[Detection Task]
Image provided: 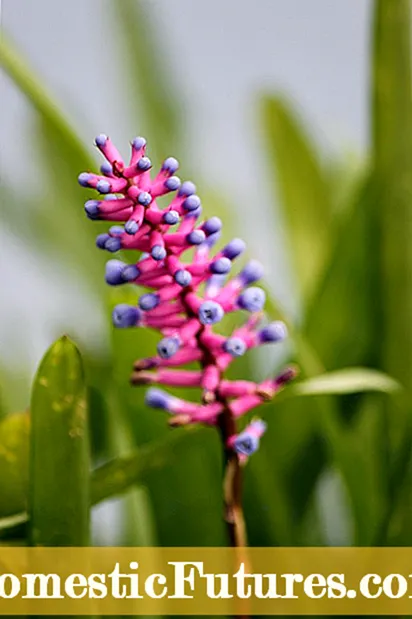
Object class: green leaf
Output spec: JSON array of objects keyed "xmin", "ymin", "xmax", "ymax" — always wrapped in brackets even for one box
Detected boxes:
[
  {"xmin": 261, "ymin": 95, "xmax": 332, "ymax": 300},
  {"xmin": 29, "ymin": 336, "xmax": 90, "ymax": 546},
  {"xmin": 287, "ymin": 368, "xmax": 401, "ymax": 398},
  {"xmin": 0, "ymin": 413, "xmax": 30, "ymax": 518}
]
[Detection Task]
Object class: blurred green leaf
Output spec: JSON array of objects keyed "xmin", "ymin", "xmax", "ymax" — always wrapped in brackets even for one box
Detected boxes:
[
  {"xmin": 29, "ymin": 336, "xmax": 90, "ymax": 546},
  {"xmin": 261, "ymin": 95, "xmax": 333, "ymax": 300},
  {"xmin": 288, "ymin": 367, "xmax": 400, "ymax": 397},
  {"xmin": 0, "ymin": 413, "xmax": 29, "ymax": 518}
]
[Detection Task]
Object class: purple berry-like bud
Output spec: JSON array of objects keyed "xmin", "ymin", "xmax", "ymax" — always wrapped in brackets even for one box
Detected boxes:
[
  {"xmin": 203, "ymin": 231, "xmax": 221, "ymax": 249},
  {"xmin": 183, "ymin": 195, "xmax": 201, "ymax": 212},
  {"xmin": 122, "ymin": 264, "xmax": 140, "ymax": 281},
  {"xmin": 151, "ymin": 245, "xmax": 167, "ymax": 261},
  {"xmin": 132, "ymin": 136, "xmax": 147, "ymax": 150},
  {"xmin": 78, "ymin": 172, "xmax": 91, "ymax": 187},
  {"xmin": 163, "ymin": 210, "xmax": 180, "ymax": 225},
  {"xmin": 138, "ymin": 191, "xmax": 152, "ymax": 206},
  {"xmin": 100, "ymin": 162, "xmax": 113, "ymax": 175},
  {"xmin": 112, "ymin": 304, "xmax": 141, "ymax": 328},
  {"xmin": 157, "ymin": 336, "xmax": 180, "ymax": 359},
  {"xmin": 174, "ymin": 269, "xmax": 192, "ymax": 287},
  {"xmin": 139, "ymin": 293, "xmax": 160, "ymax": 311},
  {"xmin": 233, "ymin": 432, "xmax": 259, "ymax": 456},
  {"xmin": 125, "ymin": 220, "xmax": 139, "ymax": 235},
  {"xmin": 237, "ymin": 287, "xmax": 266, "ymax": 312},
  {"xmin": 258, "ymin": 321, "xmax": 288, "ymax": 343},
  {"xmin": 223, "ymin": 337, "xmax": 247, "ymax": 357},
  {"xmin": 96, "ymin": 179, "xmax": 111, "ymax": 194},
  {"xmin": 203, "ymin": 217, "xmax": 222, "ymax": 234},
  {"xmin": 96, "ymin": 233, "xmax": 110, "ymax": 249},
  {"xmin": 223, "ymin": 238, "xmax": 246, "ymax": 260},
  {"xmin": 84, "ymin": 200, "xmax": 100, "ymax": 218},
  {"xmin": 198, "ymin": 301, "xmax": 224, "ymax": 325},
  {"xmin": 187, "ymin": 230, "xmax": 206, "ymax": 245},
  {"xmin": 104, "ymin": 194, "xmax": 118, "ymax": 201},
  {"xmin": 210, "ymin": 257, "xmax": 232, "ymax": 275},
  {"xmin": 104, "ymin": 237, "xmax": 122, "ymax": 253},
  {"xmin": 145, "ymin": 388, "xmax": 174, "ymax": 410},
  {"xmin": 239, "ymin": 260, "xmax": 264, "ymax": 285},
  {"xmin": 109, "ymin": 225, "xmax": 124, "ymax": 237},
  {"xmin": 137, "ymin": 156, "xmax": 152, "ymax": 171},
  {"xmin": 178, "ymin": 181, "xmax": 196, "ymax": 197},
  {"xmin": 95, "ymin": 134, "xmax": 108, "ymax": 147},
  {"xmin": 105, "ymin": 260, "xmax": 126, "ymax": 286},
  {"xmin": 164, "ymin": 176, "xmax": 181, "ymax": 191},
  {"xmin": 162, "ymin": 157, "xmax": 179, "ymax": 174}
]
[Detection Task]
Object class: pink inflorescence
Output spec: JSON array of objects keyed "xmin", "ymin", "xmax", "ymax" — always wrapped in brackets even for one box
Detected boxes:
[{"xmin": 79, "ymin": 134, "xmax": 296, "ymax": 460}]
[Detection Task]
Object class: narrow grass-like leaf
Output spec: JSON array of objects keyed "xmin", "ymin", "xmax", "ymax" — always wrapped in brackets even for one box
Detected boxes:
[
  {"xmin": 29, "ymin": 336, "xmax": 89, "ymax": 546},
  {"xmin": 287, "ymin": 368, "xmax": 400, "ymax": 398},
  {"xmin": 0, "ymin": 413, "xmax": 29, "ymax": 518}
]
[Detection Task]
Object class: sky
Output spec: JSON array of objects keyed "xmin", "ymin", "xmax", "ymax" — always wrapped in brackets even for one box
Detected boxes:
[{"xmin": 0, "ymin": 0, "xmax": 371, "ymax": 379}]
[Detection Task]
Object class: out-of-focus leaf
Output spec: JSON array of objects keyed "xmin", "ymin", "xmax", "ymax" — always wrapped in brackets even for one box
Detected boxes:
[
  {"xmin": 112, "ymin": 0, "xmax": 182, "ymax": 162},
  {"xmin": 261, "ymin": 95, "xmax": 332, "ymax": 300},
  {"xmin": 29, "ymin": 336, "xmax": 89, "ymax": 546},
  {"xmin": 287, "ymin": 367, "xmax": 400, "ymax": 398},
  {"xmin": 0, "ymin": 413, "xmax": 29, "ymax": 518}
]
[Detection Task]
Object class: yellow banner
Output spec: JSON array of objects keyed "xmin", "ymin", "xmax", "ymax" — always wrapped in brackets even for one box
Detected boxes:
[{"xmin": 1, "ymin": 547, "xmax": 412, "ymax": 614}]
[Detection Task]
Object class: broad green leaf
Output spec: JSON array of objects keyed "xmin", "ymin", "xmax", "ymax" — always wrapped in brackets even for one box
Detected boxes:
[
  {"xmin": 261, "ymin": 95, "xmax": 332, "ymax": 300},
  {"xmin": 29, "ymin": 336, "xmax": 90, "ymax": 546},
  {"xmin": 287, "ymin": 367, "xmax": 400, "ymax": 398},
  {"xmin": 0, "ymin": 413, "xmax": 29, "ymax": 518}
]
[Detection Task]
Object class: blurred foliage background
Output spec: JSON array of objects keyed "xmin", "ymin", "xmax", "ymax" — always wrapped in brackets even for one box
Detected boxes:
[{"xmin": 0, "ymin": 0, "xmax": 411, "ymax": 558}]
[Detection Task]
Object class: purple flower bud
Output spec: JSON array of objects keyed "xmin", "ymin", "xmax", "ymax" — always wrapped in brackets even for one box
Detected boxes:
[
  {"xmin": 203, "ymin": 217, "xmax": 222, "ymax": 234},
  {"xmin": 78, "ymin": 172, "xmax": 91, "ymax": 187},
  {"xmin": 95, "ymin": 134, "xmax": 108, "ymax": 147},
  {"xmin": 162, "ymin": 157, "xmax": 179, "ymax": 174},
  {"xmin": 104, "ymin": 237, "xmax": 122, "ymax": 252},
  {"xmin": 112, "ymin": 304, "xmax": 141, "ymax": 328},
  {"xmin": 84, "ymin": 200, "xmax": 100, "ymax": 219},
  {"xmin": 151, "ymin": 245, "xmax": 167, "ymax": 261},
  {"xmin": 187, "ymin": 230, "xmax": 206, "ymax": 245},
  {"xmin": 183, "ymin": 195, "xmax": 201, "ymax": 212},
  {"xmin": 96, "ymin": 233, "xmax": 110, "ymax": 249},
  {"xmin": 223, "ymin": 337, "xmax": 247, "ymax": 357},
  {"xmin": 198, "ymin": 300, "xmax": 224, "ymax": 325},
  {"xmin": 138, "ymin": 191, "xmax": 152, "ymax": 206},
  {"xmin": 96, "ymin": 179, "xmax": 111, "ymax": 194},
  {"xmin": 223, "ymin": 238, "xmax": 246, "ymax": 260},
  {"xmin": 100, "ymin": 162, "xmax": 113, "ymax": 175},
  {"xmin": 157, "ymin": 336, "xmax": 180, "ymax": 359},
  {"xmin": 237, "ymin": 287, "xmax": 266, "ymax": 312},
  {"xmin": 210, "ymin": 257, "xmax": 232, "ymax": 275},
  {"xmin": 125, "ymin": 220, "xmax": 139, "ymax": 235},
  {"xmin": 105, "ymin": 260, "xmax": 126, "ymax": 285},
  {"xmin": 145, "ymin": 387, "xmax": 174, "ymax": 410},
  {"xmin": 164, "ymin": 176, "xmax": 181, "ymax": 191},
  {"xmin": 258, "ymin": 321, "xmax": 288, "ymax": 343},
  {"xmin": 109, "ymin": 225, "xmax": 124, "ymax": 237},
  {"xmin": 203, "ymin": 231, "xmax": 221, "ymax": 249},
  {"xmin": 137, "ymin": 156, "xmax": 152, "ymax": 171},
  {"xmin": 174, "ymin": 269, "xmax": 192, "ymax": 287},
  {"xmin": 178, "ymin": 181, "xmax": 196, "ymax": 197},
  {"xmin": 139, "ymin": 293, "xmax": 160, "ymax": 311},
  {"xmin": 122, "ymin": 264, "xmax": 140, "ymax": 281},
  {"xmin": 163, "ymin": 210, "xmax": 180, "ymax": 225},
  {"xmin": 233, "ymin": 432, "xmax": 259, "ymax": 456},
  {"xmin": 104, "ymin": 194, "xmax": 118, "ymax": 201},
  {"xmin": 239, "ymin": 260, "xmax": 264, "ymax": 285},
  {"xmin": 132, "ymin": 136, "xmax": 147, "ymax": 150}
]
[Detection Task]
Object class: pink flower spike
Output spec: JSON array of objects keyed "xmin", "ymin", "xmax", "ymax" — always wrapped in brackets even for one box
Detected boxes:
[
  {"xmin": 218, "ymin": 380, "xmax": 258, "ymax": 398},
  {"xmin": 129, "ymin": 136, "xmax": 147, "ymax": 166},
  {"xmin": 95, "ymin": 134, "xmax": 124, "ymax": 167},
  {"xmin": 201, "ymin": 364, "xmax": 220, "ymax": 393},
  {"xmin": 156, "ymin": 369, "xmax": 202, "ymax": 387}
]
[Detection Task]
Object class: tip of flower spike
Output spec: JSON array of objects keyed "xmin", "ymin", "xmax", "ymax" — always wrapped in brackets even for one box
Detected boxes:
[
  {"xmin": 178, "ymin": 181, "xmax": 196, "ymax": 197},
  {"xmin": 276, "ymin": 366, "xmax": 298, "ymax": 386},
  {"xmin": 198, "ymin": 300, "xmax": 224, "ymax": 325},
  {"xmin": 137, "ymin": 156, "xmax": 152, "ymax": 171},
  {"xmin": 145, "ymin": 388, "xmax": 173, "ymax": 410},
  {"xmin": 139, "ymin": 293, "xmax": 160, "ymax": 311},
  {"xmin": 162, "ymin": 157, "xmax": 179, "ymax": 174},
  {"xmin": 96, "ymin": 233, "xmax": 110, "ymax": 249},
  {"xmin": 223, "ymin": 337, "xmax": 247, "ymax": 357},
  {"xmin": 125, "ymin": 220, "xmax": 139, "ymax": 235},
  {"xmin": 233, "ymin": 433, "xmax": 259, "ymax": 457},
  {"xmin": 163, "ymin": 210, "xmax": 180, "ymax": 225},
  {"xmin": 100, "ymin": 162, "xmax": 113, "ymax": 176},
  {"xmin": 96, "ymin": 179, "xmax": 111, "ymax": 194},
  {"xmin": 138, "ymin": 191, "xmax": 152, "ymax": 206},
  {"xmin": 250, "ymin": 419, "xmax": 268, "ymax": 434},
  {"xmin": 174, "ymin": 269, "xmax": 192, "ymax": 287},
  {"xmin": 95, "ymin": 134, "xmax": 108, "ymax": 147},
  {"xmin": 223, "ymin": 238, "xmax": 246, "ymax": 260},
  {"xmin": 210, "ymin": 257, "xmax": 231, "ymax": 275},
  {"xmin": 239, "ymin": 260, "xmax": 264, "ymax": 285},
  {"xmin": 122, "ymin": 264, "xmax": 140, "ymax": 282},
  {"xmin": 183, "ymin": 195, "xmax": 201, "ymax": 212},
  {"xmin": 164, "ymin": 176, "xmax": 181, "ymax": 191},
  {"xmin": 78, "ymin": 172, "xmax": 91, "ymax": 187},
  {"xmin": 203, "ymin": 230, "xmax": 221, "ymax": 249},
  {"xmin": 84, "ymin": 200, "xmax": 100, "ymax": 219},
  {"xmin": 132, "ymin": 136, "xmax": 147, "ymax": 150},
  {"xmin": 258, "ymin": 321, "xmax": 288, "ymax": 343},
  {"xmin": 104, "ymin": 236, "xmax": 122, "ymax": 253},
  {"xmin": 151, "ymin": 245, "xmax": 167, "ymax": 261},
  {"xmin": 105, "ymin": 259, "xmax": 126, "ymax": 285},
  {"xmin": 157, "ymin": 336, "xmax": 180, "ymax": 359},
  {"xmin": 203, "ymin": 217, "xmax": 222, "ymax": 235},
  {"xmin": 109, "ymin": 225, "xmax": 124, "ymax": 237},
  {"xmin": 112, "ymin": 304, "xmax": 141, "ymax": 328},
  {"xmin": 187, "ymin": 229, "xmax": 206, "ymax": 245},
  {"xmin": 237, "ymin": 287, "xmax": 266, "ymax": 312}
]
